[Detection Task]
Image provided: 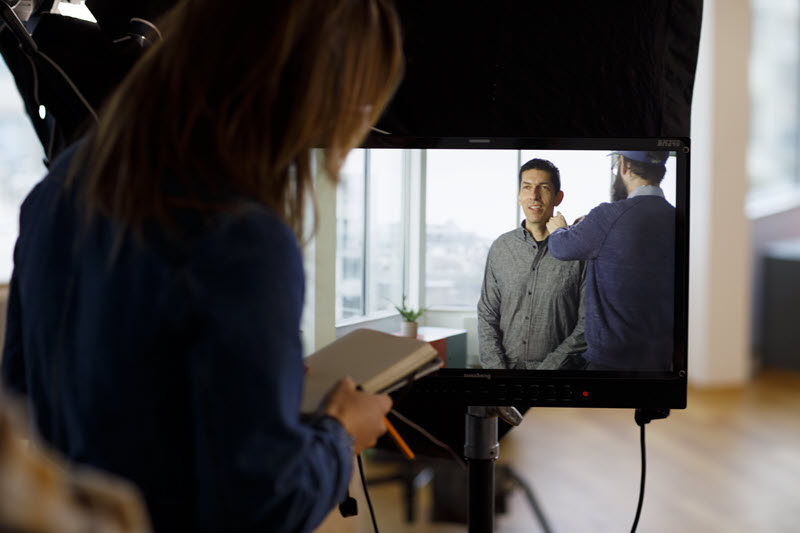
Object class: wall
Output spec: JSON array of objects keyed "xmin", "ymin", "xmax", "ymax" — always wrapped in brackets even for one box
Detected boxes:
[
  {"xmin": 688, "ymin": 0, "xmax": 753, "ymax": 386},
  {"xmin": 750, "ymin": 205, "xmax": 800, "ymax": 356},
  {"xmin": 301, "ymin": 169, "xmax": 337, "ymax": 356}
]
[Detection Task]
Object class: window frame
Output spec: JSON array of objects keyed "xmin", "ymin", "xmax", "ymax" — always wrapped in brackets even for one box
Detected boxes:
[
  {"xmin": 333, "ymin": 147, "xmax": 526, "ymax": 331},
  {"xmin": 334, "ymin": 148, "xmax": 413, "ymax": 325}
]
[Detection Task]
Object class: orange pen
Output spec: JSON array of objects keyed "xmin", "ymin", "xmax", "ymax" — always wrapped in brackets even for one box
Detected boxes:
[{"xmin": 384, "ymin": 417, "xmax": 414, "ymax": 460}]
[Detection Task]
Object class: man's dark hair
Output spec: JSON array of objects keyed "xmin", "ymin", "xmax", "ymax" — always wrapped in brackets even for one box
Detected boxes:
[
  {"xmin": 519, "ymin": 158, "xmax": 561, "ymax": 192},
  {"xmin": 625, "ymin": 157, "xmax": 667, "ymax": 185}
]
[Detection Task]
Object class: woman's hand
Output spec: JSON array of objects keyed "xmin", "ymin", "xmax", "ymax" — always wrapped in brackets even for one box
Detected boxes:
[{"xmin": 323, "ymin": 377, "xmax": 392, "ymax": 454}]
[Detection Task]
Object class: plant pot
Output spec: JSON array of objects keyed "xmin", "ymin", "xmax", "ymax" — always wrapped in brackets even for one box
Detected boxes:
[{"xmin": 400, "ymin": 321, "xmax": 418, "ymax": 338}]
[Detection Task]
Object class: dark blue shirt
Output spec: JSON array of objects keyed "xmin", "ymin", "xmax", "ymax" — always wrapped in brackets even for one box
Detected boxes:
[
  {"xmin": 548, "ymin": 187, "xmax": 675, "ymax": 371},
  {"xmin": 1, "ymin": 144, "xmax": 353, "ymax": 532}
]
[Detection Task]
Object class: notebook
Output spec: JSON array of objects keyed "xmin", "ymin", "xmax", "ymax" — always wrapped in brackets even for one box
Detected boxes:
[{"xmin": 301, "ymin": 328, "xmax": 442, "ymax": 414}]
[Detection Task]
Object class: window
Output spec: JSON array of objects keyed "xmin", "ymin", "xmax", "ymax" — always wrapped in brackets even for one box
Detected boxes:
[
  {"xmin": 422, "ymin": 148, "xmax": 672, "ymax": 310},
  {"xmin": 519, "ymin": 149, "xmax": 677, "ymax": 213},
  {"xmin": 335, "ymin": 149, "xmax": 405, "ymax": 322},
  {"xmin": 336, "ymin": 150, "xmax": 366, "ymax": 320},
  {"xmin": 0, "ymin": 59, "xmax": 46, "ymax": 283},
  {"xmin": 334, "ymin": 146, "xmax": 680, "ymax": 322},
  {"xmin": 424, "ymin": 150, "xmax": 518, "ymax": 308},
  {"xmin": 748, "ymin": 0, "xmax": 800, "ymax": 194},
  {"xmin": 55, "ymin": 1, "xmax": 97, "ymax": 22}
]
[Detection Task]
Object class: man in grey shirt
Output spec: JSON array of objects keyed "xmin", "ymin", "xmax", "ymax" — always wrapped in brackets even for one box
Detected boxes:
[{"xmin": 478, "ymin": 158, "xmax": 587, "ymax": 370}]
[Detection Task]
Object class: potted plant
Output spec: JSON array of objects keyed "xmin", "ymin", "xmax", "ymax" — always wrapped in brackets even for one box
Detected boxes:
[{"xmin": 392, "ymin": 295, "xmax": 425, "ymax": 338}]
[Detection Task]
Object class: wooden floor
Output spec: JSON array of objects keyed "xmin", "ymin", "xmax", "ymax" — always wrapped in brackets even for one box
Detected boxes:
[{"xmin": 315, "ymin": 370, "xmax": 800, "ymax": 533}]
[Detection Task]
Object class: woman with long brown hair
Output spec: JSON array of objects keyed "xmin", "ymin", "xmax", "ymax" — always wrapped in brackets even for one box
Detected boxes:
[{"xmin": 1, "ymin": 1, "xmax": 404, "ymax": 531}]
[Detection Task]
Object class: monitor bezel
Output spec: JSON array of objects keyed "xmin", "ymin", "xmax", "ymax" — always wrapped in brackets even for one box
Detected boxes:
[{"xmin": 362, "ymin": 135, "xmax": 689, "ymax": 409}]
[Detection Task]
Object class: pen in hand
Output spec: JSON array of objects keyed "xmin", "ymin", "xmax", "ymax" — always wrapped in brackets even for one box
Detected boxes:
[
  {"xmin": 384, "ymin": 417, "xmax": 414, "ymax": 460},
  {"xmin": 351, "ymin": 383, "xmax": 413, "ymax": 459}
]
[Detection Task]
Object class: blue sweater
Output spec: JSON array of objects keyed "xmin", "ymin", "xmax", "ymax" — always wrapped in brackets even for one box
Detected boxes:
[
  {"xmin": 1, "ymin": 144, "xmax": 352, "ymax": 532},
  {"xmin": 548, "ymin": 190, "xmax": 675, "ymax": 371}
]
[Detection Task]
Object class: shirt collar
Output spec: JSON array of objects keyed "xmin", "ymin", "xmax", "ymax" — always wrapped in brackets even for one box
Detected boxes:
[
  {"xmin": 518, "ymin": 221, "xmax": 547, "ymax": 245},
  {"xmin": 628, "ymin": 184, "xmax": 665, "ymax": 199}
]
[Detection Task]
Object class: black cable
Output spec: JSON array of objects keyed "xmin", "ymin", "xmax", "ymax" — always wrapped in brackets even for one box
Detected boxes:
[
  {"xmin": 630, "ymin": 408, "xmax": 668, "ymax": 533},
  {"xmin": 389, "ymin": 408, "xmax": 466, "ymax": 468},
  {"xmin": 506, "ymin": 468, "xmax": 554, "ymax": 533},
  {"xmin": 630, "ymin": 423, "xmax": 646, "ymax": 533},
  {"xmin": 357, "ymin": 453, "xmax": 380, "ymax": 533}
]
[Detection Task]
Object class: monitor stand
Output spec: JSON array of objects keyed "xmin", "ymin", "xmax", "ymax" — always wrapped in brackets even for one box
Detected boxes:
[{"xmin": 464, "ymin": 406, "xmax": 553, "ymax": 533}]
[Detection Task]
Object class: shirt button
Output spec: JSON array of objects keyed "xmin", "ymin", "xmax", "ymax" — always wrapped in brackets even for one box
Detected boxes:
[{"xmin": 528, "ymin": 291, "xmax": 532, "ymax": 295}]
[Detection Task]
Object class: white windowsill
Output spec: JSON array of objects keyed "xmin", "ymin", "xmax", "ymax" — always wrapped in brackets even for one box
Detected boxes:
[
  {"xmin": 746, "ymin": 185, "xmax": 800, "ymax": 220},
  {"xmin": 425, "ymin": 306, "xmax": 476, "ymax": 313},
  {"xmin": 335, "ymin": 309, "xmax": 398, "ymax": 328}
]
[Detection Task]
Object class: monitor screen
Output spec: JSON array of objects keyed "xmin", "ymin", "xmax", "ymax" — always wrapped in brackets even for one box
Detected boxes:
[{"xmin": 360, "ymin": 136, "xmax": 688, "ymax": 409}]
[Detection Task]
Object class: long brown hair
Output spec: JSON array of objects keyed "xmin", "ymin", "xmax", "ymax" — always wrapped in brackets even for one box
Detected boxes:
[{"xmin": 73, "ymin": 0, "xmax": 403, "ymax": 239}]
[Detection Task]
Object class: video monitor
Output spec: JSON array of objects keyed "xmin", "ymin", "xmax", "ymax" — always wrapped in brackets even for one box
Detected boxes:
[{"xmin": 364, "ymin": 136, "xmax": 688, "ymax": 409}]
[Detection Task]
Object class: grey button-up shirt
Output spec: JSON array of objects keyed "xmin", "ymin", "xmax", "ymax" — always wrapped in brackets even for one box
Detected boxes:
[{"xmin": 478, "ymin": 223, "xmax": 587, "ymax": 369}]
